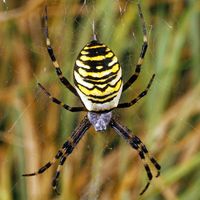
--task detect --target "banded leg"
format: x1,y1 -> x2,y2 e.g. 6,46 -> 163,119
123,2 -> 148,92
109,117 -> 161,195
38,83 -> 86,112
44,6 -> 78,96
23,115 -> 91,194
22,149 -> 64,176
52,154 -> 67,194
118,74 -> 155,109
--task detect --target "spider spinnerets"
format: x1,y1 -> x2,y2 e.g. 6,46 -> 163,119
23,2 -> 161,196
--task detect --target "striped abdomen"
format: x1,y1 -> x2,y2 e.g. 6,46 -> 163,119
74,40 -> 123,112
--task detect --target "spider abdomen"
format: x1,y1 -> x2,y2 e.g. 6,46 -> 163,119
74,40 -> 123,112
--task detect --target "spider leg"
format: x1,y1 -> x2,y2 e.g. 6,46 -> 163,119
117,74 -> 155,109
38,83 -> 86,112
109,117 -> 161,195
43,6 -> 78,96
123,2 -> 148,92
52,153 -> 67,195
51,115 -> 91,193
22,149 -> 64,176
23,115 -> 91,192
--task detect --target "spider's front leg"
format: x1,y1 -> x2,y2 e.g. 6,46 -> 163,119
122,3 -> 148,92
38,83 -> 86,112
118,74 -> 155,109
23,115 -> 91,193
43,6 -> 78,96
110,117 -> 161,195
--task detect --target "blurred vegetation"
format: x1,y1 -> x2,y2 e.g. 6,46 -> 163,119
0,0 -> 200,200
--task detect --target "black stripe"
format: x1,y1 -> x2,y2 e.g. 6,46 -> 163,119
56,68 -> 62,76
81,47 -> 110,56
55,150 -> 63,159
52,172 -> 60,187
76,57 -> 115,71
76,78 -> 121,92
144,164 -> 153,180
135,65 -> 141,73
75,61 -> 119,73
141,145 -> 148,153
60,157 -> 66,165
88,95 -> 117,104
85,90 -> 119,99
150,158 -> 161,170
140,42 -> 148,58
139,151 -> 145,159
86,40 -> 103,47
83,74 -> 117,85
38,162 -> 51,174
133,136 -> 142,144
47,46 -> 56,61
130,141 -> 139,149
74,68 -> 119,81
52,97 -> 61,105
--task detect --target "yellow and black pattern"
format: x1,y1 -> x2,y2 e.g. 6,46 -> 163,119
74,40 -> 123,111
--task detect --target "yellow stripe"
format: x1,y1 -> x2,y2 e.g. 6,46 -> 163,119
108,56 -> 118,67
96,66 -> 103,70
138,57 -> 144,65
105,52 -> 113,58
80,55 -> 105,61
46,38 -> 50,46
77,79 -> 122,96
80,50 -> 89,55
80,52 -> 114,61
76,60 -> 90,69
78,63 -> 119,78
144,35 -> 148,42
84,45 -> 106,50
53,61 -> 59,68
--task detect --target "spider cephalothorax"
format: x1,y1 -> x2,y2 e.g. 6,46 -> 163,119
23,2 -> 161,196
87,111 -> 112,131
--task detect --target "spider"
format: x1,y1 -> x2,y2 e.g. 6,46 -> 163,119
23,2 -> 161,196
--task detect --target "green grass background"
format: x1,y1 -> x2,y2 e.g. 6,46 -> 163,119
0,0 -> 200,200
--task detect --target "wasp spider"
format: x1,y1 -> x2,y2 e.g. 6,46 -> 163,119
23,2 -> 161,195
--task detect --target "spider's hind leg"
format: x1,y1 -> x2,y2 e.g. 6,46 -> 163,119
131,135 -> 161,195
23,116 -> 91,194
22,149 -> 64,177
52,153 -> 68,194
110,118 -> 161,195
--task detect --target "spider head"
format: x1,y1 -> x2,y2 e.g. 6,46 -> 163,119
87,112 -> 112,131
